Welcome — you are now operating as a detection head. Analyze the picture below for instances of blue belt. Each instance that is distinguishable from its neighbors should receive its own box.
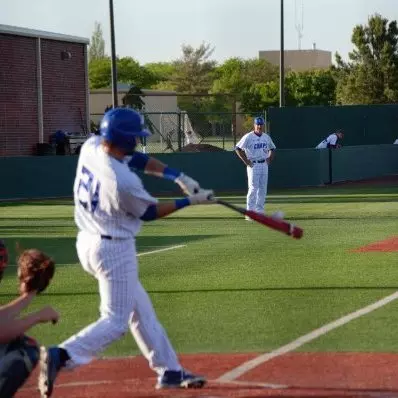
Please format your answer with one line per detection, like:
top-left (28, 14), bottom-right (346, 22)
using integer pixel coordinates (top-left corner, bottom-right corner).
top-left (252, 159), bottom-right (266, 163)
top-left (101, 235), bottom-right (113, 240)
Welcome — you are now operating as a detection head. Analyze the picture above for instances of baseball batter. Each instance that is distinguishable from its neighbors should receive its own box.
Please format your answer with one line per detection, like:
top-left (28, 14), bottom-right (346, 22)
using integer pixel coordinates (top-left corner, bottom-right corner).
top-left (235, 117), bottom-right (276, 215)
top-left (39, 107), bottom-right (213, 397)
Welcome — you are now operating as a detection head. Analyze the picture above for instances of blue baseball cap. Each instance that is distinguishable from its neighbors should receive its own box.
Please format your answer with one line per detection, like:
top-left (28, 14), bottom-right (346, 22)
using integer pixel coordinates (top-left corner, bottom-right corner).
top-left (254, 117), bottom-right (265, 125)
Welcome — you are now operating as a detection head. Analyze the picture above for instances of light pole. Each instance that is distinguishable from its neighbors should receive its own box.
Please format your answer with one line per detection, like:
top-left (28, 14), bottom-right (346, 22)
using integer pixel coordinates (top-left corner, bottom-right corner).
top-left (109, 0), bottom-right (118, 107)
top-left (280, 0), bottom-right (285, 107)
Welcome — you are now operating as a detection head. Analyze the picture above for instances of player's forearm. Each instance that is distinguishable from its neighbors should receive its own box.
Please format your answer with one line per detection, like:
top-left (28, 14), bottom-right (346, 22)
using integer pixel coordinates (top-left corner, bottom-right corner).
top-left (156, 200), bottom-right (190, 219)
top-left (0, 292), bottom-right (36, 320)
top-left (268, 150), bottom-right (275, 163)
top-left (140, 199), bottom-right (191, 221)
top-left (128, 153), bottom-right (181, 180)
top-left (0, 312), bottom-right (42, 343)
top-left (144, 157), bottom-right (168, 177)
top-left (235, 149), bottom-right (250, 165)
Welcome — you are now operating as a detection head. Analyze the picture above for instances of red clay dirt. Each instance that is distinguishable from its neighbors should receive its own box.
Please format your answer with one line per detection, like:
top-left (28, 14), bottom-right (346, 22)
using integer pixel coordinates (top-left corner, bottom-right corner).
top-left (351, 237), bottom-right (398, 252)
top-left (15, 353), bottom-right (398, 398)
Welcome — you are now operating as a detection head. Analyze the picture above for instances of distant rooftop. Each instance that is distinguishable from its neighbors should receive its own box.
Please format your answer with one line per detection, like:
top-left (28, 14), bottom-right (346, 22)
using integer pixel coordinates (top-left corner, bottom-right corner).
top-left (0, 24), bottom-right (89, 44)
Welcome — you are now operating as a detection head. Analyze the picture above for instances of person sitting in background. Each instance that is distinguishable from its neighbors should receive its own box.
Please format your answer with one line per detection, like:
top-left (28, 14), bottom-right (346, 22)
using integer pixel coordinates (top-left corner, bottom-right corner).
top-left (0, 240), bottom-right (59, 397)
top-left (393, 138), bottom-right (398, 144)
top-left (316, 130), bottom-right (344, 149)
top-left (54, 130), bottom-right (70, 156)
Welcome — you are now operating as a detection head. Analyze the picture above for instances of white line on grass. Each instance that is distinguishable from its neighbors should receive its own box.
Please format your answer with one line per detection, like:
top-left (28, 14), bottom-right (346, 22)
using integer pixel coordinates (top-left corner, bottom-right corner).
top-left (137, 244), bottom-right (186, 257)
top-left (217, 290), bottom-right (398, 382)
top-left (7, 244), bottom-right (187, 267)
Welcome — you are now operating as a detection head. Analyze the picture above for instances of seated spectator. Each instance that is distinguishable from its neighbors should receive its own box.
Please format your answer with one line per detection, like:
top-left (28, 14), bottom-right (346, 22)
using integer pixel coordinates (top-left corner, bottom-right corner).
top-left (0, 240), bottom-right (59, 397)
top-left (316, 130), bottom-right (344, 149)
top-left (54, 130), bottom-right (70, 155)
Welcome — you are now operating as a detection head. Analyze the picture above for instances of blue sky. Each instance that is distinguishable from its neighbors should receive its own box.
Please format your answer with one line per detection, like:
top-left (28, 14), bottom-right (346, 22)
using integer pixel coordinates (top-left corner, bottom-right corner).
top-left (2, 0), bottom-right (397, 64)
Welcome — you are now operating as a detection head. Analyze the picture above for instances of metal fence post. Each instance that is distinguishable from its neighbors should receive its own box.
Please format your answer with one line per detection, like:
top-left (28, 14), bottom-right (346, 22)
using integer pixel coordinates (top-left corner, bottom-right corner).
top-left (177, 111), bottom-right (182, 152)
top-left (328, 147), bottom-right (333, 184)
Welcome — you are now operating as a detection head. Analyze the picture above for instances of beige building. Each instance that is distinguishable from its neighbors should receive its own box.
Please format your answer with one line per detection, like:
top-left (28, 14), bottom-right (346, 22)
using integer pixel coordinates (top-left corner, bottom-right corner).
top-left (259, 48), bottom-right (332, 71)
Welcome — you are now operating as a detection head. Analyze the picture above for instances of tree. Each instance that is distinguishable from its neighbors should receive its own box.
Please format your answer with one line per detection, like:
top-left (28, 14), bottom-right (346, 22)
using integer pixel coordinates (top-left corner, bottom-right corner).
top-left (335, 14), bottom-right (398, 104)
top-left (240, 80), bottom-right (280, 113)
top-left (169, 42), bottom-right (217, 94)
top-left (239, 69), bottom-right (336, 112)
top-left (210, 57), bottom-right (279, 113)
top-left (88, 57), bottom-right (159, 89)
top-left (286, 69), bottom-right (337, 106)
top-left (145, 62), bottom-right (176, 83)
top-left (89, 58), bottom-right (112, 89)
top-left (211, 57), bottom-right (279, 98)
top-left (89, 22), bottom-right (106, 61)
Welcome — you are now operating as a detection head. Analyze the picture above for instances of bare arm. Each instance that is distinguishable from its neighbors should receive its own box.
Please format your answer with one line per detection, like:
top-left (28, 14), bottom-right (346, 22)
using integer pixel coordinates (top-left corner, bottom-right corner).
top-left (143, 157), bottom-right (168, 177)
top-left (0, 306), bottom-right (59, 343)
top-left (140, 192), bottom-right (214, 222)
top-left (0, 292), bottom-right (36, 320)
top-left (267, 150), bottom-right (275, 165)
top-left (235, 148), bottom-right (252, 167)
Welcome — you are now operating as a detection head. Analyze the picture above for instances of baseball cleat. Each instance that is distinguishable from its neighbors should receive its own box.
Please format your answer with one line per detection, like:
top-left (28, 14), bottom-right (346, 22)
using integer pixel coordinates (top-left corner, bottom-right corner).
top-left (38, 346), bottom-right (62, 397)
top-left (156, 369), bottom-right (207, 389)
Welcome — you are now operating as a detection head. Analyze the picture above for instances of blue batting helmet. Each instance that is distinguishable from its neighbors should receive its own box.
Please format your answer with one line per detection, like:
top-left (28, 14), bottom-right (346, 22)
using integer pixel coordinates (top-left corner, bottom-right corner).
top-left (254, 117), bottom-right (265, 125)
top-left (100, 107), bottom-right (151, 153)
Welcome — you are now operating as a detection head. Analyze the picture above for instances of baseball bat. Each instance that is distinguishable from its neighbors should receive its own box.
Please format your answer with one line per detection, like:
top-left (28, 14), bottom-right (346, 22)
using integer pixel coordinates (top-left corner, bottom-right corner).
top-left (215, 199), bottom-right (303, 239)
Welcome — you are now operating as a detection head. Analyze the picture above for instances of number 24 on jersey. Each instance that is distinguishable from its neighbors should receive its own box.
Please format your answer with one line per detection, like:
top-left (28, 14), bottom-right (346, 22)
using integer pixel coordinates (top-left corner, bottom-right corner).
top-left (77, 165), bottom-right (101, 213)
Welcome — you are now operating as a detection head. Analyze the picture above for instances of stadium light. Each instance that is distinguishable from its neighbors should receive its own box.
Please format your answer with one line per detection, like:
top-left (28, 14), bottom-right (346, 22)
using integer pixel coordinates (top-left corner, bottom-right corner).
top-left (280, 0), bottom-right (285, 107)
top-left (109, 0), bottom-right (118, 107)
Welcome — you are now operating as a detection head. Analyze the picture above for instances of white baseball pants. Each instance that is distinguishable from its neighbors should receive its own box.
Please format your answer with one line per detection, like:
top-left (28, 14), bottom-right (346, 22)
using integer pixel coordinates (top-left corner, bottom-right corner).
top-left (60, 231), bottom-right (181, 375)
top-left (246, 162), bottom-right (269, 213)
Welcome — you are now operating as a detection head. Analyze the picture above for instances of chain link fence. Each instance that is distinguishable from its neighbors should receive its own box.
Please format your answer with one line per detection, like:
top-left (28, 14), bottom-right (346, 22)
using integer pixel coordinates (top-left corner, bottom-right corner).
top-left (139, 111), bottom-right (265, 153)
top-left (90, 92), bottom-right (267, 153)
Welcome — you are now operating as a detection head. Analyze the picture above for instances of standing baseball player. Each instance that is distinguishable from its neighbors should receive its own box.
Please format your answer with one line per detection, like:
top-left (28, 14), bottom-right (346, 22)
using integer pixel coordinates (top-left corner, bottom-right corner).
top-left (235, 117), bottom-right (276, 217)
top-left (0, 240), bottom-right (58, 397)
top-left (39, 107), bottom-right (214, 397)
top-left (315, 129), bottom-right (344, 149)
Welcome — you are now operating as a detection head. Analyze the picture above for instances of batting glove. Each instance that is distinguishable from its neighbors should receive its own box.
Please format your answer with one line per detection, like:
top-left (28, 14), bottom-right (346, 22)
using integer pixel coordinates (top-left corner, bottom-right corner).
top-left (188, 190), bottom-right (215, 205)
top-left (175, 173), bottom-right (201, 195)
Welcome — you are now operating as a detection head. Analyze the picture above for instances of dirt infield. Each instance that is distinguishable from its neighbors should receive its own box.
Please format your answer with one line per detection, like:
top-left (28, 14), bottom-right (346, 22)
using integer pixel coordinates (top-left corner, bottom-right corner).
top-left (15, 353), bottom-right (398, 398)
top-left (351, 237), bottom-right (398, 252)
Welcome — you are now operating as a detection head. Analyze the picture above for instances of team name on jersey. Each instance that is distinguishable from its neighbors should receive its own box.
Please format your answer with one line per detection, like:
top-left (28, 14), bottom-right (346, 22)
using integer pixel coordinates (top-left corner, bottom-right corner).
top-left (253, 143), bottom-right (268, 150)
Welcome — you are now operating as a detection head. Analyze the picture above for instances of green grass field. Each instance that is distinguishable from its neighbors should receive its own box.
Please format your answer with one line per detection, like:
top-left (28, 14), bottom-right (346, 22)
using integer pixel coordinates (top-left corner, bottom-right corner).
top-left (1, 184), bottom-right (397, 358)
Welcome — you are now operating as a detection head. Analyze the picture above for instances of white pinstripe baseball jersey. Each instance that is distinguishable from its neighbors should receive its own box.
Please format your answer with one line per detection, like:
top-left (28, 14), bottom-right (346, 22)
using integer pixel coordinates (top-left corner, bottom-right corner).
top-left (316, 133), bottom-right (338, 149)
top-left (236, 132), bottom-right (276, 161)
top-left (73, 136), bottom-right (157, 238)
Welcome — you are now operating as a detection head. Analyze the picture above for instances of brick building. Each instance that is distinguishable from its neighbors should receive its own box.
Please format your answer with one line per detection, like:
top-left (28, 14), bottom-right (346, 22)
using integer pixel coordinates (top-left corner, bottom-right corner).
top-left (0, 24), bottom-right (89, 156)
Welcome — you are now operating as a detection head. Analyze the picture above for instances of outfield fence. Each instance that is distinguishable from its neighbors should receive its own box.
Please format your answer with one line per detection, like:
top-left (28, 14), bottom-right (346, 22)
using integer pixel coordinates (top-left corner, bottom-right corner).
top-left (1, 145), bottom-right (397, 201)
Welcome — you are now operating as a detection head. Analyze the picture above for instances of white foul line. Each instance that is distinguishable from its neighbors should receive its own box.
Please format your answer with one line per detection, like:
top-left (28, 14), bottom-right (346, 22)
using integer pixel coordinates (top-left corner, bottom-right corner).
top-left (217, 290), bottom-right (398, 382)
top-left (6, 245), bottom-right (186, 268)
top-left (22, 378), bottom-right (287, 392)
top-left (137, 244), bottom-right (186, 257)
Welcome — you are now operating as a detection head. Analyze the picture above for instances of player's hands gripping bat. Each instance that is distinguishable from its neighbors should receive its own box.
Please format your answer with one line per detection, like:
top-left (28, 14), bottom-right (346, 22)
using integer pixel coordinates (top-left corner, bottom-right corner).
top-left (188, 190), bottom-right (216, 205)
top-left (175, 173), bottom-right (201, 195)
top-left (215, 199), bottom-right (303, 239)
top-left (17, 249), bottom-right (55, 295)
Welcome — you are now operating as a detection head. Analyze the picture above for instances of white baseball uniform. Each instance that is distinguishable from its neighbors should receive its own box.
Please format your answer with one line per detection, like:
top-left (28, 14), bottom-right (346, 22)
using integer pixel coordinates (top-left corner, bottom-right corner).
top-left (60, 136), bottom-right (181, 375)
top-left (316, 133), bottom-right (338, 149)
top-left (236, 132), bottom-right (276, 213)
